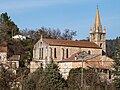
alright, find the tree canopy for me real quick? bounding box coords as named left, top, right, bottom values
left=0, top=64, right=15, bottom=90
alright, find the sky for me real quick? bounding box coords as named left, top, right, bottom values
left=0, top=0, right=120, bottom=40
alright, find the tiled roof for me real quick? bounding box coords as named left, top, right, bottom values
left=0, top=47, right=7, bottom=52
left=43, top=39, right=101, bottom=49
left=86, top=55, right=114, bottom=69
left=59, top=52, right=114, bottom=69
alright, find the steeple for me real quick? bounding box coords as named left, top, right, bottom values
left=90, top=6, right=106, bottom=54
left=94, top=6, right=102, bottom=32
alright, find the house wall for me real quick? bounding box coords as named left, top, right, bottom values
left=0, top=52, right=7, bottom=64
left=58, top=61, right=87, bottom=79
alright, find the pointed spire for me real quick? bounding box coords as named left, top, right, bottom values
left=94, top=6, right=102, bottom=32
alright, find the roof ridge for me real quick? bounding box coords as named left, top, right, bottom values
left=43, top=38, right=101, bottom=49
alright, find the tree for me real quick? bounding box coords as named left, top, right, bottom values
left=0, top=12, right=20, bottom=46
left=22, top=59, right=67, bottom=90
left=0, top=12, right=19, bottom=37
left=0, top=64, right=15, bottom=90
left=37, top=59, right=67, bottom=90
left=106, top=36, right=120, bottom=58
left=22, top=67, right=43, bottom=90
left=113, top=38, right=120, bottom=88
left=33, top=27, right=77, bottom=42
left=67, top=68, right=112, bottom=90
left=61, top=29, right=77, bottom=40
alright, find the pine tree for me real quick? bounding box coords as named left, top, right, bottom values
left=37, top=59, right=67, bottom=90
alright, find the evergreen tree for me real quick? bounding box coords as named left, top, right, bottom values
left=113, top=38, right=120, bottom=88
left=0, top=12, right=19, bottom=37
left=22, top=67, right=43, bottom=90
left=37, top=59, right=67, bottom=90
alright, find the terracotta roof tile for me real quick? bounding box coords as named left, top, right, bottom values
left=0, top=47, right=7, bottom=52
left=43, top=39, right=101, bottom=49
left=59, top=53, right=114, bottom=69
left=86, top=55, right=114, bottom=69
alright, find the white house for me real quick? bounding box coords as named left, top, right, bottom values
left=12, top=35, right=26, bottom=40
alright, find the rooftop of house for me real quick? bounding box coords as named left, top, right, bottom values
left=0, top=46, right=7, bottom=52
left=59, top=51, right=114, bottom=69
left=43, top=39, right=101, bottom=49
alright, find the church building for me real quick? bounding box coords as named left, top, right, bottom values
left=30, top=7, right=114, bottom=79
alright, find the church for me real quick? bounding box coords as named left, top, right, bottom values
left=30, top=7, right=114, bottom=79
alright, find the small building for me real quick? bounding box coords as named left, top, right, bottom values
left=0, top=46, right=7, bottom=64
left=8, top=55, right=20, bottom=74
left=12, top=35, right=26, bottom=40
left=58, top=51, right=114, bottom=79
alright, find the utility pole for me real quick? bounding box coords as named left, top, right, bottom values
left=81, top=58, right=84, bottom=90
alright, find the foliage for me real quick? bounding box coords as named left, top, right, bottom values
left=0, top=12, right=20, bottom=46
left=67, top=68, right=113, bottom=90
left=0, top=64, right=15, bottom=90
left=0, top=12, right=19, bottom=38
left=37, top=59, right=67, bottom=90
left=22, top=67, right=43, bottom=90
left=21, top=27, right=77, bottom=43
left=106, top=36, right=120, bottom=58
left=113, top=37, right=120, bottom=88
left=22, top=59, right=67, bottom=90
left=8, top=39, right=34, bottom=66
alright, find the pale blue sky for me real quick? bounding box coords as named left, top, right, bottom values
left=0, top=0, right=120, bottom=39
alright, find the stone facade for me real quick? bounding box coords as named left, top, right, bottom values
left=31, top=37, right=102, bottom=72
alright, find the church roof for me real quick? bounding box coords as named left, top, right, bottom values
left=43, top=39, right=101, bottom=49
left=0, top=46, right=7, bottom=52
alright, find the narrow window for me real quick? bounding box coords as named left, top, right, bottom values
left=62, top=49, right=64, bottom=59
left=39, top=48, right=41, bottom=59
left=100, top=43, right=102, bottom=47
left=109, top=70, right=111, bottom=79
left=50, top=48, right=52, bottom=58
left=100, top=34, right=103, bottom=40
left=54, top=48, right=57, bottom=58
left=0, top=56, right=1, bottom=60
left=66, top=49, right=68, bottom=58
left=42, top=48, right=43, bottom=59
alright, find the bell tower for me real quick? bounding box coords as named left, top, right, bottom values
left=90, top=7, right=106, bottom=54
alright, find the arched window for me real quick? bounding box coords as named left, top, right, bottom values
left=66, top=49, right=68, bottom=58
left=54, top=48, right=57, bottom=58
left=88, top=50, right=91, bottom=55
